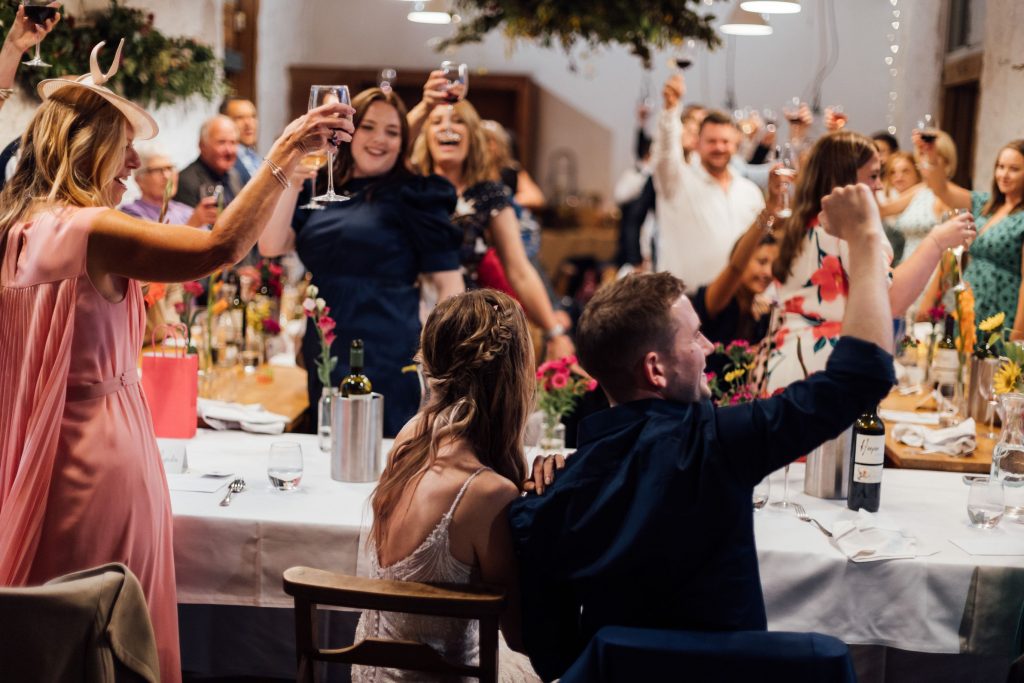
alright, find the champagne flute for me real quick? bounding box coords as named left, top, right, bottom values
left=298, top=153, right=328, bottom=210
left=439, top=61, right=469, bottom=140
left=773, top=144, right=797, bottom=219
left=309, top=85, right=352, bottom=203
left=20, top=1, right=56, bottom=68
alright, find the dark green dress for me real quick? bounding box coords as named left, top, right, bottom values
left=966, top=191, right=1024, bottom=328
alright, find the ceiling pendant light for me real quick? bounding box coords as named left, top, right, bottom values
left=740, top=0, right=801, bottom=14
left=407, top=0, right=452, bottom=25
left=720, top=6, right=773, bottom=36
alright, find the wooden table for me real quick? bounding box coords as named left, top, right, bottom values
left=199, top=364, right=309, bottom=432
left=881, top=391, right=993, bottom=474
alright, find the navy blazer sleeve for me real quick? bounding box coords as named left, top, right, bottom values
left=714, top=336, right=895, bottom=486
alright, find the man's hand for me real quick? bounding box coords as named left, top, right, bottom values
left=4, top=3, right=61, bottom=55
left=662, top=74, right=684, bottom=110
left=819, top=184, right=884, bottom=243
left=523, top=453, right=566, bottom=496
left=186, top=196, right=219, bottom=228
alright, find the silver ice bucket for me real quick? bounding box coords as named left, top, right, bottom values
left=331, top=393, right=384, bottom=482
left=803, top=427, right=852, bottom=499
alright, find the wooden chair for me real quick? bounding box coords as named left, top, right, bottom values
left=282, top=566, right=505, bottom=683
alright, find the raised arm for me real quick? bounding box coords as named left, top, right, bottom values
left=889, top=212, right=975, bottom=316
left=406, top=70, right=448, bottom=150
left=257, top=163, right=318, bottom=256
left=651, top=75, right=686, bottom=200
left=88, top=102, right=353, bottom=283
left=488, top=206, right=575, bottom=360
left=0, top=3, right=60, bottom=112
left=915, top=131, right=972, bottom=210
left=878, top=183, right=923, bottom=218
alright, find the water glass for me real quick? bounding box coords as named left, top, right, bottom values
left=967, top=479, right=1004, bottom=528
left=753, top=476, right=771, bottom=510
left=268, top=442, right=304, bottom=491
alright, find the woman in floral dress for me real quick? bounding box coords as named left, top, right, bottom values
left=766, top=131, right=975, bottom=392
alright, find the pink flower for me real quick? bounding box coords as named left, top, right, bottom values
left=323, top=331, right=336, bottom=347
left=928, top=305, right=946, bottom=322
left=173, top=301, right=185, bottom=315
left=564, top=354, right=578, bottom=366
left=550, top=372, right=569, bottom=389
left=262, top=318, right=281, bottom=335
left=809, top=255, right=848, bottom=303
left=784, top=296, right=805, bottom=315
left=536, top=360, right=556, bottom=377
left=183, top=281, right=204, bottom=297
left=317, top=315, right=336, bottom=333
left=268, top=263, right=284, bottom=277
left=585, top=379, right=598, bottom=391
left=302, top=298, right=317, bottom=315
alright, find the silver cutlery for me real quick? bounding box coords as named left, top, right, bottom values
left=792, top=503, right=832, bottom=538
left=219, top=478, right=246, bottom=507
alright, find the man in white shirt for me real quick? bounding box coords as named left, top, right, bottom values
left=652, top=74, right=767, bottom=288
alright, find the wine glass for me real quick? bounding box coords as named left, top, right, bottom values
left=773, top=144, right=797, bottom=219
left=673, top=39, right=697, bottom=70
left=771, top=464, right=793, bottom=509
left=917, top=113, right=938, bottom=143
left=20, top=1, right=56, bottom=68
left=762, top=107, right=778, bottom=134
left=439, top=61, right=469, bottom=140
left=309, top=85, right=351, bottom=203
left=826, top=104, right=848, bottom=129
left=783, top=97, right=804, bottom=125
left=753, top=476, right=771, bottom=510
left=379, top=68, right=397, bottom=93
left=978, top=360, right=1000, bottom=440
left=298, top=153, right=327, bottom=211
left=268, top=442, right=304, bottom=491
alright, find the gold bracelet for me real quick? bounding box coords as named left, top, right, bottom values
left=263, top=156, right=291, bottom=189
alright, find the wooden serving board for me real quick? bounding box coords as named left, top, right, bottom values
left=881, top=391, right=993, bottom=474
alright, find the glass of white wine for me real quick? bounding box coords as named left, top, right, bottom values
left=268, top=442, right=304, bottom=491
left=309, top=84, right=351, bottom=203
left=298, top=152, right=328, bottom=211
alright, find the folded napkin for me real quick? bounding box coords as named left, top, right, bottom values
left=198, top=398, right=290, bottom=434
left=891, top=418, right=976, bottom=455
left=878, top=409, right=940, bottom=426
left=831, top=509, right=937, bottom=562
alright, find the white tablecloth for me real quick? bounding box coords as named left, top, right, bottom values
left=170, top=430, right=1024, bottom=656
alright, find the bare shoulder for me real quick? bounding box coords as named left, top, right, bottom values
left=461, top=469, right=520, bottom=514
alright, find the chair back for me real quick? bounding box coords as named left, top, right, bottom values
left=560, top=626, right=857, bottom=683
left=283, top=566, right=505, bottom=683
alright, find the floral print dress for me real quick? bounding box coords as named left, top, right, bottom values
left=765, top=219, right=890, bottom=393
left=964, top=191, right=1024, bottom=330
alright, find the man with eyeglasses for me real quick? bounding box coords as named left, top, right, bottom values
left=119, top=147, right=218, bottom=227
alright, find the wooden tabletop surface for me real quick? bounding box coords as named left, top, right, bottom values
left=200, top=364, right=309, bottom=432
left=881, top=391, right=993, bottom=474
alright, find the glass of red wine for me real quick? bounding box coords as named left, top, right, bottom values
left=440, top=61, right=468, bottom=140
left=783, top=96, right=804, bottom=125
left=672, top=39, right=696, bottom=70
left=21, top=0, right=56, bottom=68
left=917, top=113, right=938, bottom=143
left=309, top=84, right=351, bottom=203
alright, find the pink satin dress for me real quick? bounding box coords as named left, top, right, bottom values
left=0, top=206, right=180, bottom=682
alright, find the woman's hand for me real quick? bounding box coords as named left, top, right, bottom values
left=419, top=70, right=449, bottom=110
left=929, top=212, right=976, bottom=251
left=272, top=101, right=356, bottom=163
left=4, top=3, right=61, bottom=55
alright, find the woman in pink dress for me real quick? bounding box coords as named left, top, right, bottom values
left=0, top=41, right=353, bottom=682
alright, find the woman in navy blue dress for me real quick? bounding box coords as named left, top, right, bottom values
left=260, top=88, right=463, bottom=436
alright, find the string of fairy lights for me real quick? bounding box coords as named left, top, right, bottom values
left=885, top=0, right=901, bottom=136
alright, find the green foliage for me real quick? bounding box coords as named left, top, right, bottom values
left=440, top=0, right=724, bottom=68
left=1, top=0, right=224, bottom=107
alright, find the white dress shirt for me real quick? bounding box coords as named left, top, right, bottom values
left=652, top=105, right=765, bottom=288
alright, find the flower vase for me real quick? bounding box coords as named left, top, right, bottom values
left=540, top=412, right=566, bottom=451
left=318, top=387, right=337, bottom=452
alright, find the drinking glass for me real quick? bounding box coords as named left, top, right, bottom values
left=771, top=465, right=793, bottom=509
left=268, top=442, right=304, bottom=491
left=298, top=153, right=327, bottom=210
left=967, top=479, right=1004, bottom=528
left=783, top=97, right=803, bottom=124
left=826, top=104, right=848, bottom=129
left=753, top=476, right=771, bottom=510
left=21, top=1, right=56, bottom=68
left=773, top=144, right=797, bottom=219
left=978, top=361, right=1000, bottom=439
left=673, top=39, right=696, bottom=70
left=762, top=107, right=778, bottom=134
left=379, top=68, right=397, bottom=93
left=439, top=61, right=469, bottom=140
left=309, top=85, right=352, bottom=203
left=917, top=113, right=938, bottom=142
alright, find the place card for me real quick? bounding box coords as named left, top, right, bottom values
left=157, top=438, right=189, bottom=474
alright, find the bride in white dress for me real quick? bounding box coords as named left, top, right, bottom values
left=353, top=289, right=542, bottom=682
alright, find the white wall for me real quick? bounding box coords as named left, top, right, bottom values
left=256, top=0, right=922, bottom=202
left=974, top=0, right=1024, bottom=191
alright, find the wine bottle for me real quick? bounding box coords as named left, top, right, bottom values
left=224, top=271, right=247, bottom=347
left=341, top=339, right=372, bottom=397
left=932, top=314, right=959, bottom=398
left=847, top=407, right=885, bottom=512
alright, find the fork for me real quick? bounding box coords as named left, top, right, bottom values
left=219, top=478, right=246, bottom=507
left=792, top=503, right=832, bottom=538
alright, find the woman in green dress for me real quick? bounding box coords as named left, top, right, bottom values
left=918, top=137, right=1024, bottom=337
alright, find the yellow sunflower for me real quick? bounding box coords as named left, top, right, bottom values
left=995, top=360, right=1023, bottom=394
left=979, top=312, right=1006, bottom=333
left=724, top=368, right=746, bottom=383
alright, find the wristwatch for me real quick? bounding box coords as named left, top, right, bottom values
left=543, top=324, right=567, bottom=342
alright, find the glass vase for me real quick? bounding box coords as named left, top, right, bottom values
left=992, top=392, right=1024, bottom=521
left=540, top=412, right=566, bottom=451
left=318, top=387, right=337, bottom=452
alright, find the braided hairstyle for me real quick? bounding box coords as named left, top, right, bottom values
left=369, top=289, right=533, bottom=550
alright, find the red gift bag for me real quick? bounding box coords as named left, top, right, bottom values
left=142, top=323, right=199, bottom=438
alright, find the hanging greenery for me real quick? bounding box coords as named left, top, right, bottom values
left=439, top=0, right=724, bottom=68
left=0, top=0, right=224, bottom=107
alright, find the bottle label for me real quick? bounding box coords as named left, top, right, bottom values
left=932, top=348, right=959, bottom=385
left=853, top=433, right=885, bottom=484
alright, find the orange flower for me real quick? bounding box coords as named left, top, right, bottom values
left=811, top=321, right=842, bottom=340
left=955, top=285, right=975, bottom=356
left=809, top=255, right=849, bottom=302
left=143, top=282, right=166, bottom=308
left=783, top=296, right=805, bottom=315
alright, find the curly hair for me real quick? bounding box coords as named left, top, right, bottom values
left=369, top=289, right=533, bottom=550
